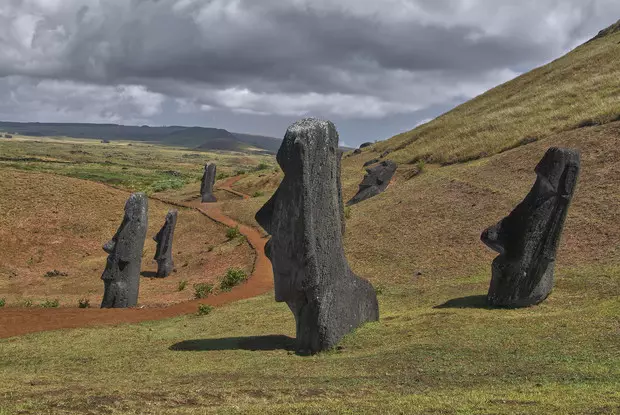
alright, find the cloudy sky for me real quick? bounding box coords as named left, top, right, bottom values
left=0, top=1, right=619, bottom=146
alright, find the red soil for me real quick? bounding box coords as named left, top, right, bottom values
left=0, top=178, right=273, bottom=339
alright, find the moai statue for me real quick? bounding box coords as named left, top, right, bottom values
left=481, top=147, right=580, bottom=307
left=200, top=163, right=217, bottom=202
left=153, top=209, right=178, bottom=278
left=346, top=160, right=397, bottom=206
left=255, top=118, right=379, bottom=354
left=101, top=193, right=148, bottom=308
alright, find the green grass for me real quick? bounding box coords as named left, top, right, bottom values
left=40, top=299, right=59, bottom=308
left=194, top=283, right=214, bottom=299
left=0, top=136, right=273, bottom=194
left=0, top=267, right=618, bottom=414
left=371, top=27, right=620, bottom=165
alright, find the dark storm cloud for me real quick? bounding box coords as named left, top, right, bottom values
left=0, top=0, right=619, bottom=143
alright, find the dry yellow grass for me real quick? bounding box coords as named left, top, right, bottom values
left=365, top=25, right=620, bottom=165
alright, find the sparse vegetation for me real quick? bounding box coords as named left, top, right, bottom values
left=193, top=283, right=214, bottom=299
left=344, top=206, right=352, bottom=219
left=252, top=190, right=264, bottom=197
left=177, top=280, right=188, bottom=291
left=0, top=298, right=5, bottom=307
left=196, top=304, right=213, bottom=316
left=43, top=269, right=68, bottom=278
left=226, top=225, right=242, bottom=239
left=40, top=299, right=60, bottom=308
left=416, top=159, right=426, bottom=173
left=78, top=298, right=90, bottom=308
left=219, top=267, right=248, bottom=292
left=254, top=162, right=269, bottom=171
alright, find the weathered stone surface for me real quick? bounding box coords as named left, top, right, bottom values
left=353, top=148, right=362, bottom=155
left=346, top=160, right=397, bottom=206
left=481, top=147, right=580, bottom=308
left=153, top=209, right=178, bottom=278
left=363, top=158, right=380, bottom=167
left=380, top=150, right=391, bottom=158
left=101, top=193, right=148, bottom=308
left=256, top=118, right=379, bottom=354
left=200, top=163, right=217, bottom=202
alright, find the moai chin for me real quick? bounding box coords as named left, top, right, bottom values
left=153, top=209, right=178, bottom=278
left=101, top=192, right=148, bottom=308
left=255, top=118, right=379, bottom=354
left=481, top=147, right=580, bottom=307
left=200, top=163, right=217, bottom=203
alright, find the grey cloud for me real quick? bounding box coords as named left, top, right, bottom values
left=0, top=0, right=619, bottom=145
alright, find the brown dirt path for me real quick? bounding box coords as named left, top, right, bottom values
left=0, top=178, right=273, bottom=339
left=218, top=175, right=251, bottom=200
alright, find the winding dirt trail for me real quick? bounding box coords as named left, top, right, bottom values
left=0, top=177, right=273, bottom=339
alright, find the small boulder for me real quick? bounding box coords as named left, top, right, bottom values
left=359, top=142, right=373, bottom=148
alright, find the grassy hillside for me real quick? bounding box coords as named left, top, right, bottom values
left=364, top=21, right=620, bottom=165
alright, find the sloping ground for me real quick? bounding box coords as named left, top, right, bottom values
left=365, top=23, right=620, bottom=165
left=0, top=169, right=254, bottom=307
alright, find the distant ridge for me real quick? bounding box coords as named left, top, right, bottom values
left=0, top=121, right=281, bottom=153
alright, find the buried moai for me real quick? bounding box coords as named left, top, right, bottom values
left=481, top=147, right=580, bottom=307
left=346, top=160, right=397, bottom=206
left=200, top=163, right=217, bottom=202
left=255, top=118, right=379, bottom=354
left=153, top=209, right=178, bottom=278
left=101, top=193, right=148, bottom=308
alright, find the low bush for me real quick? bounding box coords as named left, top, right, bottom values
left=78, top=298, right=90, bottom=308
left=226, top=225, right=242, bottom=239
left=197, top=304, right=213, bottom=315
left=0, top=298, right=5, bottom=307
left=220, top=268, right=248, bottom=292
left=178, top=280, right=188, bottom=291
left=194, top=283, right=214, bottom=299
left=41, top=299, right=60, bottom=308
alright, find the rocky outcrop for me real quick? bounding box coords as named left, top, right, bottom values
left=153, top=209, right=178, bottom=278
left=256, top=118, right=379, bottom=354
left=346, top=160, right=397, bottom=206
left=101, top=193, right=148, bottom=308
left=200, top=163, right=217, bottom=203
left=482, top=147, right=580, bottom=307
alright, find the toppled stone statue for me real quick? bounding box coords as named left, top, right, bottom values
left=153, top=209, right=178, bottom=278
left=346, top=160, right=397, bottom=206
left=200, top=163, right=217, bottom=202
left=481, top=147, right=580, bottom=307
left=255, top=118, right=379, bottom=354
left=101, top=193, right=149, bottom=308
left=363, top=158, right=380, bottom=167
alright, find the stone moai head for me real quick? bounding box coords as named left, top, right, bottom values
left=481, top=147, right=580, bottom=307
left=346, top=160, right=397, bottom=206
left=153, top=209, right=178, bottom=278
left=200, top=163, right=217, bottom=203
left=255, top=118, right=379, bottom=354
left=101, top=192, right=148, bottom=308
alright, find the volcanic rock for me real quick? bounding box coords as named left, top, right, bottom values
left=255, top=118, right=379, bottom=354
left=153, top=209, right=178, bottom=278
left=346, top=160, right=397, bottom=206
left=481, top=147, right=580, bottom=307
left=200, top=163, right=217, bottom=203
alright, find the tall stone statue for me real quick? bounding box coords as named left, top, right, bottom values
left=101, top=193, right=148, bottom=308
left=481, top=147, right=580, bottom=307
left=153, top=209, right=178, bottom=278
left=200, top=163, right=217, bottom=202
left=346, top=160, right=397, bottom=206
left=256, top=118, right=379, bottom=354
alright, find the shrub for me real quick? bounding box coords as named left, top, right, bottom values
left=255, top=162, right=269, bottom=171
left=216, top=172, right=229, bottom=180
left=194, top=283, right=214, bottom=299
left=220, top=268, right=248, bottom=292
left=78, top=298, right=90, bottom=308
left=252, top=191, right=264, bottom=198
left=226, top=225, right=241, bottom=239
left=41, top=299, right=60, bottom=308
left=197, top=304, right=213, bottom=316
left=178, top=280, right=188, bottom=291
left=0, top=298, right=5, bottom=307
left=235, top=170, right=247, bottom=176
left=23, top=299, right=33, bottom=308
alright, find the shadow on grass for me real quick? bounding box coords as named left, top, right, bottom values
left=434, top=295, right=492, bottom=309
left=169, top=335, right=296, bottom=352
